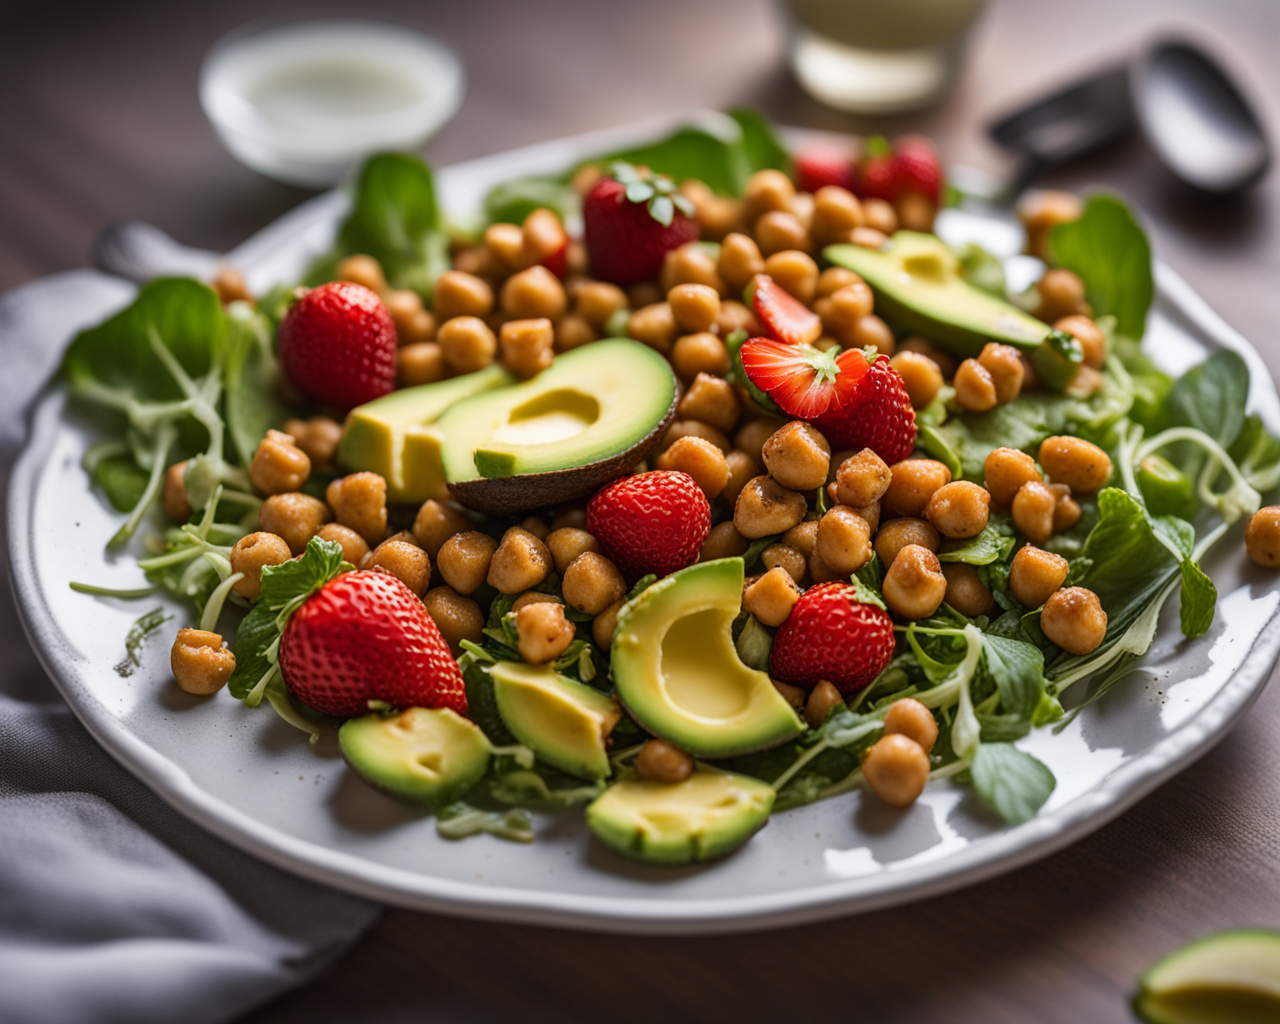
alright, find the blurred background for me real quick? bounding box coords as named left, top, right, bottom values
left=1, top=1, right=1277, bottom=1020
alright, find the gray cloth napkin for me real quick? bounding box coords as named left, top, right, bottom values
left=0, top=271, right=381, bottom=1024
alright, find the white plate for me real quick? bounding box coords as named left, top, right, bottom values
left=10, top=115, right=1280, bottom=935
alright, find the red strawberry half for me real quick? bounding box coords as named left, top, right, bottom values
left=739, top=338, right=867, bottom=419
left=748, top=274, right=822, bottom=346
left=280, top=570, right=466, bottom=719
left=793, top=148, right=857, bottom=194
left=814, top=355, right=917, bottom=464
left=582, top=163, right=698, bottom=286
left=770, top=582, right=896, bottom=693
left=586, top=470, right=710, bottom=580
left=279, top=281, right=397, bottom=410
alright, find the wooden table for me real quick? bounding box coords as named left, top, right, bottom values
left=3, top=1, right=1278, bottom=1020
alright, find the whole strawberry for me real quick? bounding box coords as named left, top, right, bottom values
left=586, top=470, right=710, bottom=580
left=279, top=281, right=397, bottom=410
left=814, top=354, right=917, bottom=465
left=280, top=570, right=466, bottom=718
left=770, top=582, right=896, bottom=693
left=793, top=148, right=857, bottom=195
left=582, top=163, right=698, bottom=287
left=855, top=134, right=944, bottom=206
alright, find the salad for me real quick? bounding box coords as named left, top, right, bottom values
left=65, top=111, right=1280, bottom=866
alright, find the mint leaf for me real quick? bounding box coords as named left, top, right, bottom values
left=970, top=742, right=1056, bottom=824
left=1049, top=194, right=1153, bottom=340
left=259, top=537, right=346, bottom=610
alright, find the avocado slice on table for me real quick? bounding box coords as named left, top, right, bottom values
left=586, top=768, right=775, bottom=865
left=489, top=661, right=622, bottom=781
left=825, top=232, right=1052, bottom=357
left=611, top=558, right=805, bottom=759
left=339, top=707, right=492, bottom=806
left=437, top=339, right=677, bottom=516
left=1133, top=930, right=1280, bottom=1024
left=337, top=364, right=514, bottom=504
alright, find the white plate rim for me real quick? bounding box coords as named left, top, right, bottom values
left=8, top=121, right=1280, bottom=935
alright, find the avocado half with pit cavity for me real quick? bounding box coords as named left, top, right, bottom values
left=437, top=339, right=678, bottom=516
left=610, top=557, right=805, bottom=758
left=336, top=364, right=515, bottom=504
left=825, top=231, right=1052, bottom=357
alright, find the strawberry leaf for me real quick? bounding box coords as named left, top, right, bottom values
left=626, top=181, right=655, bottom=203
left=648, top=194, right=675, bottom=226
left=671, top=194, right=696, bottom=219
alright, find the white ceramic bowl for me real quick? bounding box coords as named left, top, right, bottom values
left=200, top=19, right=464, bottom=188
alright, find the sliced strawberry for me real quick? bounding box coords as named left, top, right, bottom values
left=793, top=148, right=857, bottom=194
left=747, top=274, right=822, bottom=346
left=739, top=338, right=867, bottom=419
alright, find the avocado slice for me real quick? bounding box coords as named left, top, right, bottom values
left=489, top=661, right=622, bottom=781
left=611, top=558, right=805, bottom=758
left=824, top=232, right=1052, bottom=357
left=339, top=707, right=492, bottom=806
left=336, top=364, right=514, bottom=504
left=586, top=767, right=775, bottom=865
left=437, top=339, right=677, bottom=516
left=1134, top=930, right=1280, bottom=1024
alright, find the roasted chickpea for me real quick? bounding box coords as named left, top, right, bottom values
left=483, top=221, right=525, bottom=268
left=521, top=208, right=567, bottom=266
left=1039, top=436, right=1113, bottom=493
left=1018, top=189, right=1084, bottom=259
left=325, top=472, right=387, bottom=545
left=433, top=271, right=494, bottom=321
left=562, top=551, right=626, bottom=616
left=782, top=519, right=819, bottom=559
left=553, top=314, right=597, bottom=352
left=873, top=518, right=939, bottom=569
left=883, top=459, right=952, bottom=518
left=250, top=429, right=310, bottom=495
left=628, top=302, right=678, bottom=355
left=810, top=186, right=864, bottom=247
left=754, top=210, right=809, bottom=256
left=1011, top=481, right=1057, bottom=545
left=515, top=601, right=576, bottom=664
left=717, top=233, right=766, bottom=294
left=923, top=481, right=991, bottom=540
left=667, top=284, right=721, bottom=334
left=734, top=476, right=808, bottom=538
left=741, top=169, right=796, bottom=225
left=753, top=544, right=802, bottom=586
left=658, top=420, right=732, bottom=455
left=816, top=506, right=873, bottom=575
left=1065, top=364, right=1105, bottom=399
left=896, top=191, right=937, bottom=233
left=592, top=597, right=626, bottom=650
left=678, top=373, right=739, bottom=435
left=397, top=342, right=445, bottom=386
left=501, top=265, right=566, bottom=320
left=814, top=268, right=857, bottom=299
left=1009, top=545, right=1069, bottom=609
left=540, top=527, right=596, bottom=577
left=229, top=531, right=293, bottom=600
left=889, top=351, right=944, bottom=409
left=734, top=419, right=785, bottom=465
left=656, top=435, right=730, bottom=499
left=941, top=562, right=994, bottom=618
left=437, top=531, right=499, bottom=595
left=900, top=337, right=958, bottom=378
left=882, top=698, right=939, bottom=754
left=763, top=250, right=819, bottom=306
left=818, top=281, right=875, bottom=343
left=846, top=314, right=895, bottom=356
left=882, top=544, right=947, bottom=619
left=575, top=281, right=627, bottom=330
left=849, top=500, right=881, bottom=536
left=1050, top=483, right=1083, bottom=534
left=743, top=566, right=802, bottom=627
left=336, top=254, right=387, bottom=293
left=1055, top=314, right=1106, bottom=369
left=861, top=197, right=898, bottom=235
left=807, top=547, right=842, bottom=584
left=423, top=586, right=484, bottom=654
left=283, top=416, right=343, bottom=468
left=805, top=679, right=846, bottom=729
left=363, top=534, right=428, bottom=596
left=315, top=523, right=370, bottom=567
left=714, top=299, right=759, bottom=338
left=836, top=448, right=892, bottom=507
left=170, top=628, right=236, bottom=696
left=212, top=265, right=253, bottom=305
left=487, top=527, right=553, bottom=595
left=499, top=317, right=554, bottom=379
left=774, top=679, right=807, bottom=711
left=384, top=289, right=436, bottom=346
left=695, top=522, right=746, bottom=563
left=409, top=499, right=469, bottom=560
left=721, top=449, right=757, bottom=506
left=1041, top=586, right=1107, bottom=655
left=661, top=244, right=725, bottom=295
left=1245, top=507, right=1280, bottom=567
left=977, top=342, right=1025, bottom=404
left=437, top=315, right=497, bottom=373
left=635, top=739, right=695, bottom=784
left=163, top=461, right=192, bottom=523
left=670, top=332, right=730, bottom=381
left=1035, top=268, right=1090, bottom=321
left=954, top=358, right=998, bottom=412
left=259, top=493, right=332, bottom=555
left=984, top=447, right=1042, bottom=508
left=851, top=226, right=888, bottom=249
left=863, top=733, right=930, bottom=807
left=759, top=420, right=830, bottom=491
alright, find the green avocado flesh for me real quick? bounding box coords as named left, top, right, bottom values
left=611, top=558, right=804, bottom=758
left=1134, top=931, right=1280, bottom=1024
left=489, top=661, right=622, bottom=781
left=824, top=232, right=1052, bottom=357
left=339, top=707, right=492, bottom=806
left=586, top=768, right=775, bottom=865
left=336, top=364, right=514, bottom=504
left=436, top=339, right=676, bottom=482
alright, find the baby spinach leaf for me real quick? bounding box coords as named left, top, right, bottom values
left=224, top=302, right=292, bottom=467
left=593, top=127, right=749, bottom=197
left=1164, top=349, right=1249, bottom=450
left=937, top=523, right=1015, bottom=566
left=728, top=108, right=791, bottom=177
left=92, top=455, right=150, bottom=513
left=1049, top=193, right=1154, bottom=340
left=1230, top=414, right=1280, bottom=492
left=976, top=634, right=1047, bottom=741
left=970, top=742, right=1056, bottom=824
left=484, top=177, right=578, bottom=227
left=918, top=422, right=963, bottom=479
